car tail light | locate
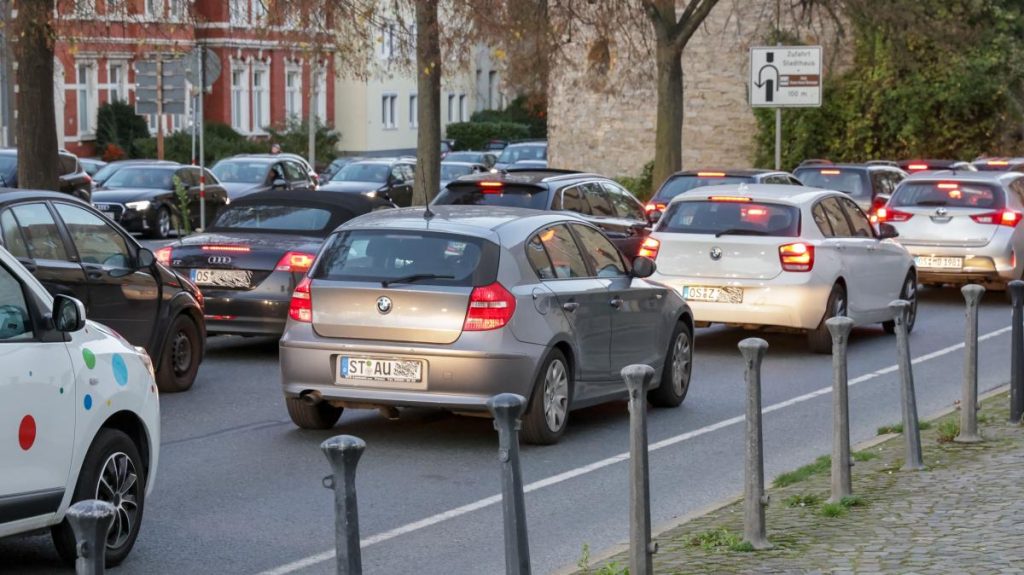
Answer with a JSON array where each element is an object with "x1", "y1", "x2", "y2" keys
[
  {"x1": 697, "y1": 171, "x2": 726, "y2": 177},
  {"x1": 644, "y1": 202, "x2": 667, "y2": 213},
  {"x1": 638, "y1": 237, "x2": 661, "y2": 259},
  {"x1": 988, "y1": 160, "x2": 1010, "y2": 166},
  {"x1": 971, "y1": 210, "x2": 1022, "y2": 227},
  {"x1": 907, "y1": 163, "x2": 928, "y2": 171},
  {"x1": 708, "y1": 196, "x2": 752, "y2": 203},
  {"x1": 202, "y1": 245, "x2": 251, "y2": 253},
  {"x1": 463, "y1": 282, "x2": 516, "y2": 331},
  {"x1": 479, "y1": 181, "x2": 503, "y2": 194},
  {"x1": 275, "y1": 251, "x2": 316, "y2": 273},
  {"x1": 779, "y1": 242, "x2": 814, "y2": 272},
  {"x1": 288, "y1": 277, "x2": 313, "y2": 322},
  {"x1": 155, "y1": 246, "x2": 173, "y2": 266},
  {"x1": 876, "y1": 207, "x2": 913, "y2": 222},
  {"x1": 820, "y1": 169, "x2": 841, "y2": 175}
]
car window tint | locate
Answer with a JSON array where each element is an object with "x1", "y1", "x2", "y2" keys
[
  {"x1": 203, "y1": 168, "x2": 219, "y2": 185},
  {"x1": 560, "y1": 186, "x2": 590, "y2": 215},
  {"x1": 389, "y1": 165, "x2": 405, "y2": 183},
  {"x1": 812, "y1": 202, "x2": 834, "y2": 238},
  {"x1": 571, "y1": 224, "x2": 627, "y2": 277},
  {"x1": 53, "y1": 203, "x2": 131, "y2": 267},
  {"x1": 11, "y1": 204, "x2": 69, "y2": 261},
  {"x1": 582, "y1": 183, "x2": 615, "y2": 216},
  {"x1": 820, "y1": 197, "x2": 854, "y2": 237},
  {"x1": 603, "y1": 183, "x2": 645, "y2": 220},
  {"x1": 537, "y1": 224, "x2": 588, "y2": 279},
  {"x1": 0, "y1": 262, "x2": 32, "y2": 341},
  {"x1": 789, "y1": 176, "x2": 803, "y2": 186},
  {"x1": 400, "y1": 164, "x2": 415, "y2": 181},
  {"x1": 176, "y1": 168, "x2": 196, "y2": 187},
  {"x1": 525, "y1": 234, "x2": 556, "y2": 280},
  {"x1": 838, "y1": 198, "x2": 874, "y2": 238},
  {"x1": 284, "y1": 161, "x2": 306, "y2": 182},
  {"x1": 0, "y1": 210, "x2": 31, "y2": 259}
]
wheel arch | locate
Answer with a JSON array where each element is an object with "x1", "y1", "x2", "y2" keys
[
  {"x1": 528, "y1": 338, "x2": 575, "y2": 403},
  {"x1": 99, "y1": 410, "x2": 151, "y2": 477}
]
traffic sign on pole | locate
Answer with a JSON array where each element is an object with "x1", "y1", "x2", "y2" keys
[{"x1": 749, "y1": 46, "x2": 822, "y2": 108}]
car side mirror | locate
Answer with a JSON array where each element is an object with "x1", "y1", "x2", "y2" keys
[
  {"x1": 272, "y1": 178, "x2": 287, "y2": 189},
  {"x1": 631, "y1": 256, "x2": 657, "y2": 279},
  {"x1": 877, "y1": 222, "x2": 899, "y2": 239},
  {"x1": 53, "y1": 295, "x2": 86, "y2": 333},
  {"x1": 137, "y1": 248, "x2": 156, "y2": 268}
]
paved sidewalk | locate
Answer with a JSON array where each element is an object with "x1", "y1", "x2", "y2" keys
[{"x1": 575, "y1": 387, "x2": 1024, "y2": 575}]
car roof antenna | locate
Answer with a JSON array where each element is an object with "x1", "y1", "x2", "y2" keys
[{"x1": 423, "y1": 200, "x2": 435, "y2": 221}]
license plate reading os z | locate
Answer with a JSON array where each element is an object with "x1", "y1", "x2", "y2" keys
[
  {"x1": 682, "y1": 285, "x2": 744, "y2": 303},
  {"x1": 190, "y1": 268, "x2": 253, "y2": 288}
]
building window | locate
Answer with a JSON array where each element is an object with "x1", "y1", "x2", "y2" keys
[
  {"x1": 252, "y1": 65, "x2": 270, "y2": 133},
  {"x1": 74, "y1": 62, "x2": 97, "y2": 138},
  {"x1": 314, "y1": 68, "x2": 327, "y2": 124},
  {"x1": 458, "y1": 94, "x2": 467, "y2": 122},
  {"x1": 379, "y1": 23, "x2": 396, "y2": 59},
  {"x1": 231, "y1": 65, "x2": 251, "y2": 133},
  {"x1": 285, "y1": 67, "x2": 302, "y2": 120},
  {"x1": 252, "y1": 0, "x2": 267, "y2": 23},
  {"x1": 105, "y1": 62, "x2": 126, "y2": 103},
  {"x1": 230, "y1": 0, "x2": 249, "y2": 25},
  {"x1": 487, "y1": 71, "x2": 497, "y2": 109},
  {"x1": 409, "y1": 94, "x2": 418, "y2": 129},
  {"x1": 106, "y1": 0, "x2": 128, "y2": 16},
  {"x1": 74, "y1": 0, "x2": 96, "y2": 16},
  {"x1": 169, "y1": 0, "x2": 188, "y2": 20},
  {"x1": 145, "y1": 0, "x2": 163, "y2": 18},
  {"x1": 447, "y1": 94, "x2": 455, "y2": 124},
  {"x1": 381, "y1": 94, "x2": 396, "y2": 129}
]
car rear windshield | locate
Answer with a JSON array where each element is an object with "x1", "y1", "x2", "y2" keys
[
  {"x1": 441, "y1": 164, "x2": 477, "y2": 181},
  {"x1": 794, "y1": 168, "x2": 870, "y2": 200},
  {"x1": 314, "y1": 230, "x2": 499, "y2": 287},
  {"x1": 211, "y1": 204, "x2": 334, "y2": 233},
  {"x1": 653, "y1": 175, "x2": 754, "y2": 202},
  {"x1": 659, "y1": 200, "x2": 801, "y2": 237},
  {"x1": 498, "y1": 145, "x2": 547, "y2": 164},
  {"x1": 890, "y1": 182, "x2": 1004, "y2": 209},
  {"x1": 433, "y1": 184, "x2": 550, "y2": 210},
  {"x1": 212, "y1": 160, "x2": 271, "y2": 184}
]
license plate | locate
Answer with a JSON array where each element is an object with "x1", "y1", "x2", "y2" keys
[
  {"x1": 338, "y1": 357, "x2": 425, "y2": 386},
  {"x1": 914, "y1": 256, "x2": 963, "y2": 270},
  {"x1": 189, "y1": 268, "x2": 252, "y2": 287},
  {"x1": 682, "y1": 285, "x2": 744, "y2": 303}
]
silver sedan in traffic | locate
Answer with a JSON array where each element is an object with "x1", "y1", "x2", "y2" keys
[{"x1": 279, "y1": 206, "x2": 694, "y2": 444}]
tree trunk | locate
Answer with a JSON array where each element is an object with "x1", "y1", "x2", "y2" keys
[
  {"x1": 412, "y1": 0, "x2": 441, "y2": 206},
  {"x1": 652, "y1": 39, "x2": 683, "y2": 193},
  {"x1": 13, "y1": 0, "x2": 59, "y2": 191}
]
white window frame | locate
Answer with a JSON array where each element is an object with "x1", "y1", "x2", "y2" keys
[
  {"x1": 284, "y1": 65, "x2": 303, "y2": 121},
  {"x1": 145, "y1": 0, "x2": 163, "y2": 18},
  {"x1": 72, "y1": 61, "x2": 98, "y2": 138},
  {"x1": 252, "y1": 62, "x2": 270, "y2": 134},
  {"x1": 104, "y1": 61, "x2": 127, "y2": 103},
  {"x1": 252, "y1": 0, "x2": 268, "y2": 24},
  {"x1": 379, "y1": 23, "x2": 396, "y2": 60},
  {"x1": 381, "y1": 93, "x2": 397, "y2": 130},
  {"x1": 230, "y1": 0, "x2": 249, "y2": 25},
  {"x1": 230, "y1": 64, "x2": 251, "y2": 134},
  {"x1": 409, "y1": 94, "x2": 418, "y2": 129}
]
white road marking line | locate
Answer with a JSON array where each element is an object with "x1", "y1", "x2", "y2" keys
[{"x1": 257, "y1": 325, "x2": 1012, "y2": 575}]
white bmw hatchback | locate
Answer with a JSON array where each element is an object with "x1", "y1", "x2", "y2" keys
[
  {"x1": 0, "y1": 246, "x2": 160, "y2": 566},
  {"x1": 643, "y1": 185, "x2": 917, "y2": 352}
]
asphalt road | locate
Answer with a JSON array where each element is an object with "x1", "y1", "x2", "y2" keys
[{"x1": 1, "y1": 286, "x2": 1016, "y2": 575}]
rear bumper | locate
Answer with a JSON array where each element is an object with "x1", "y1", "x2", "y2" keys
[
  {"x1": 201, "y1": 290, "x2": 290, "y2": 336},
  {"x1": 279, "y1": 322, "x2": 542, "y2": 410},
  {"x1": 902, "y1": 243, "x2": 1017, "y2": 284}
]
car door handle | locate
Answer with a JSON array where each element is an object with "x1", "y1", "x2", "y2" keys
[
  {"x1": 609, "y1": 297, "x2": 623, "y2": 309},
  {"x1": 562, "y1": 301, "x2": 580, "y2": 312}
]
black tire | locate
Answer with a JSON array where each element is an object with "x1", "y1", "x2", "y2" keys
[
  {"x1": 285, "y1": 397, "x2": 343, "y2": 429},
  {"x1": 156, "y1": 314, "x2": 201, "y2": 393},
  {"x1": 52, "y1": 429, "x2": 146, "y2": 567},
  {"x1": 146, "y1": 207, "x2": 171, "y2": 239},
  {"x1": 883, "y1": 271, "x2": 918, "y2": 335},
  {"x1": 522, "y1": 349, "x2": 572, "y2": 445},
  {"x1": 808, "y1": 283, "x2": 847, "y2": 354},
  {"x1": 649, "y1": 321, "x2": 693, "y2": 408}
]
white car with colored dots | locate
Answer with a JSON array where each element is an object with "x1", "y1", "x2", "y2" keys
[{"x1": 0, "y1": 246, "x2": 160, "y2": 566}]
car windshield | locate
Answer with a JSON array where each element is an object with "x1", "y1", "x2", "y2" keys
[
  {"x1": 660, "y1": 200, "x2": 801, "y2": 236},
  {"x1": 654, "y1": 175, "x2": 752, "y2": 202},
  {"x1": 91, "y1": 162, "x2": 124, "y2": 183},
  {"x1": 315, "y1": 230, "x2": 498, "y2": 287},
  {"x1": 440, "y1": 164, "x2": 476, "y2": 181},
  {"x1": 891, "y1": 182, "x2": 1003, "y2": 209},
  {"x1": 331, "y1": 163, "x2": 389, "y2": 183},
  {"x1": 212, "y1": 160, "x2": 270, "y2": 184},
  {"x1": 0, "y1": 155, "x2": 16, "y2": 182},
  {"x1": 795, "y1": 168, "x2": 870, "y2": 200},
  {"x1": 445, "y1": 153, "x2": 481, "y2": 163},
  {"x1": 498, "y1": 145, "x2": 546, "y2": 164},
  {"x1": 211, "y1": 204, "x2": 334, "y2": 233},
  {"x1": 433, "y1": 184, "x2": 550, "y2": 210},
  {"x1": 103, "y1": 167, "x2": 175, "y2": 189}
]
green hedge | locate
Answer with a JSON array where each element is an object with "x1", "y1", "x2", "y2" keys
[
  {"x1": 615, "y1": 160, "x2": 655, "y2": 202},
  {"x1": 133, "y1": 123, "x2": 264, "y2": 164},
  {"x1": 96, "y1": 101, "x2": 150, "y2": 159},
  {"x1": 445, "y1": 121, "x2": 530, "y2": 151}
]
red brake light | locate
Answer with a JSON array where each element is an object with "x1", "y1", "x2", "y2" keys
[
  {"x1": 275, "y1": 251, "x2": 316, "y2": 273},
  {"x1": 708, "y1": 196, "x2": 752, "y2": 203},
  {"x1": 463, "y1": 282, "x2": 516, "y2": 331},
  {"x1": 202, "y1": 245, "x2": 251, "y2": 253},
  {"x1": 876, "y1": 207, "x2": 913, "y2": 223},
  {"x1": 638, "y1": 237, "x2": 660, "y2": 259},
  {"x1": 644, "y1": 202, "x2": 667, "y2": 213},
  {"x1": 937, "y1": 183, "x2": 959, "y2": 189},
  {"x1": 697, "y1": 171, "x2": 726, "y2": 177},
  {"x1": 971, "y1": 210, "x2": 1022, "y2": 227},
  {"x1": 907, "y1": 163, "x2": 928, "y2": 171},
  {"x1": 288, "y1": 277, "x2": 313, "y2": 323},
  {"x1": 779, "y1": 242, "x2": 814, "y2": 272},
  {"x1": 820, "y1": 169, "x2": 841, "y2": 175},
  {"x1": 988, "y1": 160, "x2": 1010, "y2": 166},
  {"x1": 155, "y1": 246, "x2": 173, "y2": 266}
]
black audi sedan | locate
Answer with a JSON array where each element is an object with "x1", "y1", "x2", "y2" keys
[
  {"x1": 0, "y1": 190, "x2": 205, "y2": 392},
  {"x1": 92, "y1": 163, "x2": 229, "y2": 239},
  {"x1": 155, "y1": 191, "x2": 388, "y2": 336}
]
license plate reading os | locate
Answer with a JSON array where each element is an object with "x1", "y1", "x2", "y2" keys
[
  {"x1": 190, "y1": 268, "x2": 252, "y2": 288},
  {"x1": 914, "y1": 256, "x2": 963, "y2": 270},
  {"x1": 682, "y1": 285, "x2": 744, "y2": 303},
  {"x1": 338, "y1": 357, "x2": 425, "y2": 387}
]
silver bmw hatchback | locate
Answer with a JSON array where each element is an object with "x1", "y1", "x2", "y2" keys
[{"x1": 279, "y1": 206, "x2": 694, "y2": 444}]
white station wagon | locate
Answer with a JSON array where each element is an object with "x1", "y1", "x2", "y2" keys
[
  {"x1": 643, "y1": 184, "x2": 917, "y2": 352},
  {"x1": 0, "y1": 246, "x2": 160, "y2": 566}
]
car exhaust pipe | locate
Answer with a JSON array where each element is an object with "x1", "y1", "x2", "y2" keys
[
  {"x1": 378, "y1": 406, "x2": 400, "y2": 420},
  {"x1": 300, "y1": 391, "x2": 323, "y2": 406}
]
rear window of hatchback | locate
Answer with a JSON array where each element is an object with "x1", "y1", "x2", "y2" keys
[
  {"x1": 653, "y1": 175, "x2": 753, "y2": 203},
  {"x1": 891, "y1": 181, "x2": 1004, "y2": 210},
  {"x1": 659, "y1": 199, "x2": 801, "y2": 237},
  {"x1": 433, "y1": 183, "x2": 550, "y2": 210},
  {"x1": 794, "y1": 168, "x2": 871, "y2": 201}
]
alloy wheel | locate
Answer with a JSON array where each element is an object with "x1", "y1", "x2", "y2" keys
[
  {"x1": 671, "y1": 330, "x2": 692, "y2": 396},
  {"x1": 94, "y1": 452, "x2": 140, "y2": 549},
  {"x1": 904, "y1": 276, "x2": 917, "y2": 327},
  {"x1": 157, "y1": 210, "x2": 171, "y2": 237},
  {"x1": 543, "y1": 359, "x2": 569, "y2": 432}
]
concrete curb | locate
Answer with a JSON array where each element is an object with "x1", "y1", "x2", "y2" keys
[{"x1": 550, "y1": 382, "x2": 1011, "y2": 575}]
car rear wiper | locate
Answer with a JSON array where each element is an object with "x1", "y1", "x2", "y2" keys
[
  {"x1": 381, "y1": 273, "x2": 455, "y2": 288},
  {"x1": 714, "y1": 228, "x2": 770, "y2": 238}
]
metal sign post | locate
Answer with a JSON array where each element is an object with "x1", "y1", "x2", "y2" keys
[
  {"x1": 186, "y1": 46, "x2": 220, "y2": 231},
  {"x1": 750, "y1": 45, "x2": 823, "y2": 170},
  {"x1": 136, "y1": 56, "x2": 187, "y2": 161}
]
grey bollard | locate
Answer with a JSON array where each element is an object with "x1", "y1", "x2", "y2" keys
[
  {"x1": 622, "y1": 364, "x2": 656, "y2": 575},
  {"x1": 956, "y1": 285, "x2": 985, "y2": 443},
  {"x1": 890, "y1": 300, "x2": 924, "y2": 470},
  {"x1": 487, "y1": 393, "x2": 531, "y2": 575},
  {"x1": 66, "y1": 499, "x2": 116, "y2": 575},
  {"x1": 1010, "y1": 280, "x2": 1024, "y2": 423},
  {"x1": 739, "y1": 338, "x2": 772, "y2": 550},
  {"x1": 827, "y1": 316, "x2": 855, "y2": 502},
  {"x1": 321, "y1": 435, "x2": 366, "y2": 575}
]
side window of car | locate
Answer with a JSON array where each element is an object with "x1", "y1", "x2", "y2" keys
[
  {"x1": 0, "y1": 262, "x2": 32, "y2": 341},
  {"x1": 789, "y1": 176, "x2": 804, "y2": 186},
  {"x1": 10, "y1": 204, "x2": 69, "y2": 261},
  {"x1": 812, "y1": 202, "x2": 834, "y2": 238},
  {"x1": 838, "y1": 198, "x2": 874, "y2": 238},
  {"x1": 525, "y1": 234, "x2": 556, "y2": 280},
  {"x1": 284, "y1": 161, "x2": 306, "y2": 183},
  {"x1": 582, "y1": 183, "x2": 615, "y2": 217},
  {"x1": 400, "y1": 164, "x2": 416, "y2": 182},
  {"x1": 175, "y1": 168, "x2": 196, "y2": 187},
  {"x1": 571, "y1": 224, "x2": 627, "y2": 277},
  {"x1": 58, "y1": 154, "x2": 78, "y2": 176},
  {"x1": 560, "y1": 186, "x2": 591, "y2": 215},
  {"x1": 536, "y1": 224, "x2": 589, "y2": 279},
  {"x1": 887, "y1": 170, "x2": 906, "y2": 190},
  {"x1": 0, "y1": 209, "x2": 31, "y2": 259},
  {"x1": 820, "y1": 197, "x2": 853, "y2": 237},
  {"x1": 203, "y1": 168, "x2": 220, "y2": 185},
  {"x1": 763, "y1": 175, "x2": 787, "y2": 185},
  {"x1": 269, "y1": 163, "x2": 286, "y2": 183},
  {"x1": 869, "y1": 171, "x2": 889, "y2": 197},
  {"x1": 602, "y1": 182, "x2": 645, "y2": 220},
  {"x1": 53, "y1": 203, "x2": 131, "y2": 267},
  {"x1": 389, "y1": 165, "x2": 406, "y2": 183}
]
